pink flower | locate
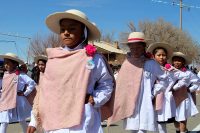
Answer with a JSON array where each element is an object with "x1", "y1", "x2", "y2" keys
[
  {"x1": 181, "y1": 67, "x2": 187, "y2": 72},
  {"x1": 165, "y1": 63, "x2": 171, "y2": 69},
  {"x1": 15, "y1": 69, "x2": 20, "y2": 75},
  {"x1": 144, "y1": 52, "x2": 152, "y2": 58},
  {"x1": 85, "y1": 44, "x2": 97, "y2": 57}
]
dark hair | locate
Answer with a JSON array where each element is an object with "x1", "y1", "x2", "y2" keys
[
  {"x1": 128, "y1": 42, "x2": 146, "y2": 48},
  {"x1": 152, "y1": 47, "x2": 168, "y2": 56},
  {"x1": 59, "y1": 18, "x2": 85, "y2": 29},
  {"x1": 37, "y1": 59, "x2": 47, "y2": 64},
  {"x1": 172, "y1": 56, "x2": 186, "y2": 64},
  {"x1": 31, "y1": 66, "x2": 40, "y2": 84},
  {"x1": 9, "y1": 59, "x2": 19, "y2": 66}
]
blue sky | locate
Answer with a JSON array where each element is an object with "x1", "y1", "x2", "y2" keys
[{"x1": 0, "y1": 0, "x2": 200, "y2": 62}]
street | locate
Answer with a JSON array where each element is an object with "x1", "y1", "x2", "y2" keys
[{"x1": 6, "y1": 94, "x2": 200, "y2": 133}]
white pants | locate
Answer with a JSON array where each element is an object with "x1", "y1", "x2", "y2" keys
[{"x1": 157, "y1": 123, "x2": 167, "y2": 133}]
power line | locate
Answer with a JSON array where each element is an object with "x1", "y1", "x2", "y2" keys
[
  {"x1": 151, "y1": 0, "x2": 200, "y2": 31},
  {"x1": 0, "y1": 32, "x2": 31, "y2": 63},
  {"x1": 151, "y1": 0, "x2": 200, "y2": 9},
  {"x1": 0, "y1": 32, "x2": 31, "y2": 40}
]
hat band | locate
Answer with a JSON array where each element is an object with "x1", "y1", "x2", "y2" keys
[{"x1": 128, "y1": 38, "x2": 144, "y2": 42}]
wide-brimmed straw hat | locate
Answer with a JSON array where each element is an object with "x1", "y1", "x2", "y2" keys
[
  {"x1": 171, "y1": 52, "x2": 192, "y2": 65},
  {"x1": 121, "y1": 32, "x2": 146, "y2": 45},
  {"x1": 0, "y1": 53, "x2": 24, "y2": 64},
  {"x1": 46, "y1": 9, "x2": 101, "y2": 41},
  {"x1": 147, "y1": 42, "x2": 173, "y2": 59},
  {"x1": 34, "y1": 55, "x2": 48, "y2": 63}
]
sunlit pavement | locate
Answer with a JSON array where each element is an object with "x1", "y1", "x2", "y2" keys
[{"x1": 6, "y1": 94, "x2": 200, "y2": 133}]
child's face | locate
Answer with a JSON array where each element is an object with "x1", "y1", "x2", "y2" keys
[
  {"x1": 37, "y1": 60, "x2": 46, "y2": 73},
  {"x1": 153, "y1": 49, "x2": 167, "y2": 66},
  {"x1": 4, "y1": 59, "x2": 17, "y2": 72},
  {"x1": 128, "y1": 42, "x2": 145, "y2": 58},
  {"x1": 60, "y1": 19, "x2": 84, "y2": 48},
  {"x1": 172, "y1": 56, "x2": 185, "y2": 69}
]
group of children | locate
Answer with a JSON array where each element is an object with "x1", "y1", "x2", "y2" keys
[{"x1": 0, "y1": 9, "x2": 199, "y2": 133}]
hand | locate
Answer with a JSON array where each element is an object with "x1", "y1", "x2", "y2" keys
[
  {"x1": 88, "y1": 95, "x2": 95, "y2": 106},
  {"x1": 27, "y1": 126, "x2": 36, "y2": 133}
]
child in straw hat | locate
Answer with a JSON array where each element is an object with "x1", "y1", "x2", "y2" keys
[
  {"x1": 0, "y1": 53, "x2": 36, "y2": 133},
  {"x1": 170, "y1": 52, "x2": 199, "y2": 133},
  {"x1": 27, "y1": 9, "x2": 114, "y2": 133},
  {"x1": 108, "y1": 32, "x2": 167, "y2": 133},
  {"x1": 147, "y1": 42, "x2": 193, "y2": 133}
]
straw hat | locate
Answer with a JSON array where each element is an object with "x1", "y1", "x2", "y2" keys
[
  {"x1": 0, "y1": 53, "x2": 24, "y2": 64},
  {"x1": 34, "y1": 55, "x2": 48, "y2": 63},
  {"x1": 121, "y1": 32, "x2": 146, "y2": 45},
  {"x1": 171, "y1": 52, "x2": 192, "y2": 65},
  {"x1": 46, "y1": 9, "x2": 101, "y2": 41},
  {"x1": 147, "y1": 42, "x2": 173, "y2": 59}
]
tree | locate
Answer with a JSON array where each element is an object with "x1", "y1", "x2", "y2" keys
[
  {"x1": 28, "y1": 33, "x2": 61, "y2": 60},
  {"x1": 120, "y1": 18, "x2": 200, "y2": 63}
]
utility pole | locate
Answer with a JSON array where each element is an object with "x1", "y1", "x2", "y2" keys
[{"x1": 180, "y1": 0, "x2": 183, "y2": 30}]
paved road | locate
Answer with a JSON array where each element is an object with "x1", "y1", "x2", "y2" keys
[{"x1": 6, "y1": 94, "x2": 200, "y2": 133}]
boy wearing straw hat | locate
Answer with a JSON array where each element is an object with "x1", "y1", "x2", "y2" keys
[
  {"x1": 108, "y1": 32, "x2": 167, "y2": 133},
  {"x1": 170, "y1": 52, "x2": 199, "y2": 133},
  {"x1": 0, "y1": 53, "x2": 36, "y2": 133},
  {"x1": 27, "y1": 9, "x2": 114, "y2": 133}
]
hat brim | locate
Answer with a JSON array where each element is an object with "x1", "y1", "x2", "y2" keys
[
  {"x1": 171, "y1": 53, "x2": 192, "y2": 65},
  {"x1": 34, "y1": 55, "x2": 48, "y2": 63},
  {"x1": 0, "y1": 55, "x2": 24, "y2": 64},
  {"x1": 147, "y1": 42, "x2": 173, "y2": 59},
  {"x1": 46, "y1": 12, "x2": 101, "y2": 41},
  {"x1": 120, "y1": 40, "x2": 146, "y2": 45}
]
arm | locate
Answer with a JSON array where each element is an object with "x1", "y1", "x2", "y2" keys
[
  {"x1": 173, "y1": 71, "x2": 190, "y2": 91},
  {"x1": 146, "y1": 60, "x2": 167, "y2": 96},
  {"x1": 20, "y1": 73, "x2": 36, "y2": 96},
  {"x1": 188, "y1": 72, "x2": 200, "y2": 92},
  {"x1": 91, "y1": 55, "x2": 114, "y2": 108}
]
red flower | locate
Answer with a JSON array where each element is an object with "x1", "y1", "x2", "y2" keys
[
  {"x1": 144, "y1": 52, "x2": 153, "y2": 58},
  {"x1": 15, "y1": 69, "x2": 20, "y2": 75},
  {"x1": 181, "y1": 67, "x2": 187, "y2": 72},
  {"x1": 85, "y1": 44, "x2": 97, "y2": 57},
  {"x1": 165, "y1": 63, "x2": 171, "y2": 69}
]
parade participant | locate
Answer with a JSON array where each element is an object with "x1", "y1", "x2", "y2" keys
[
  {"x1": 31, "y1": 55, "x2": 47, "y2": 84},
  {"x1": 171, "y1": 52, "x2": 199, "y2": 133},
  {"x1": 27, "y1": 9, "x2": 114, "y2": 133},
  {"x1": 0, "y1": 53, "x2": 36, "y2": 133},
  {"x1": 147, "y1": 42, "x2": 181, "y2": 133},
  {"x1": 108, "y1": 32, "x2": 166, "y2": 133}
]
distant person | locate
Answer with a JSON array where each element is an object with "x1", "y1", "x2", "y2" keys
[
  {"x1": 147, "y1": 42, "x2": 175, "y2": 133},
  {"x1": 20, "y1": 63, "x2": 28, "y2": 74},
  {"x1": 108, "y1": 32, "x2": 167, "y2": 133},
  {"x1": 171, "y1": 52, "x2": 199, "y2": 133},
  {"x1": 31, "y1": 55, "x2": 47, "y2": 84},
  {"x1": 27, "y1": 9, "x2": 114, "y2": 133},
  {"x1": 0, "y1": 53, "x2": 36, "y2": 133}
]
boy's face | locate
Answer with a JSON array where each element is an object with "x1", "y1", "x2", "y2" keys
[
  {"x1": 60, "y1": 19, "x2": 84, "y2": 48},
  {"x1": 128, "y1": 42, "x2": 145, "y2": 58},
  {"x1": 172, "y1": 56, "x2": 185, "y2": 69}
]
